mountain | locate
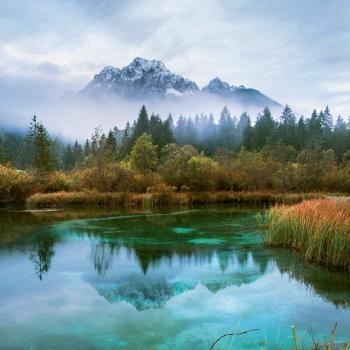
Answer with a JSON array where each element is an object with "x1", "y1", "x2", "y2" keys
[
  {"x1": 80, "y1": 57, "x2": 281, "y2": 108},
  {"x1": 81, "y1": 57, "x2": 199, "y2": 98},
  {"x1": 201, "y1": 77, "x2": 280, "y2": 108}
]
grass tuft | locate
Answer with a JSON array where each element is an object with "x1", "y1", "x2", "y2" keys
[{"x1": 264, "y1": 199, "x2": 350, "y2": 271}]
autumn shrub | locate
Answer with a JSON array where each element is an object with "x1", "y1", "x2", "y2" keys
[
  {"x1": 42, "y1": 171, "x2": 72, "y2": 193},
  {"x1": 186, "y1": 155, "x2": 220, "y2": 191},
  {"x1": 231, "y1": 149, "x2": 278, "y2": 191},
  {"x1": 321, "y1": 168, "x2": 350, "y2": 193},
  {"x1": 73, "y1": 163, "x2": 134, "y2": 192},
  {"x1": 0, "y1": 165, "x2": 35, "y2": 203},
  {"x1": 159, "y1": 144, "x2": 198, "y2": 190},
  {"x1": 130, "y1": 172, "x2": 162, "y2": 192}
]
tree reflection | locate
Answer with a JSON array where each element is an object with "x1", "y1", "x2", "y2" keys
[
  {"x1": 29, "y1": 234, "x2": 56, "y2": 280},
  {"x1": 91, "y1": 241, "x2": 118, "y2": 276}
]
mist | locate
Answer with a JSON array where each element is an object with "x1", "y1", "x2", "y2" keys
[{"x1": 0, "y1": 92, "x2": 283, "y2": 141}]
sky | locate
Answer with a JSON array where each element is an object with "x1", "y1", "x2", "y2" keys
[{"x1": 0, "y1": 0, "x2": 349, "y2": 137}]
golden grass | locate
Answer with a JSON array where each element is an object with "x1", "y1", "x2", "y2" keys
[
  {"x1": 264, "y1": 199, "x2": 350, "y2": 271},
  {"x1": 27, "y1": 190, "x2": 321, "y2": 208}
]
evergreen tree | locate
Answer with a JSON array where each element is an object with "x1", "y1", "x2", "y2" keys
[
  {"x1": 296, "y1": 116, "x2": 307, "y2": 150},
  {"x1": 120, "y1": 121, "x2": 132, "y2": 157},
  {"x1": 27, "y1": 116, "x2": 54, "y2": 172},
  {"x1": 236, "y1": 112, "x2": 250, "y2": 145},
  {"x1": 149, "y1": 113, "x2": 163, "y2": 147},
  {"x1": 131, "y1": 105, "x2": 150, "y2": 145},
  {"x1": 332, "y1": 115, "x2": 349, "y2": 161},
  {"x1": 105, "y1": 130, "x2": 118, "y2": 160},
  {"x1": 161, "y1": 115, "x2": 175, "y2": 148},
  {"x1": 218, "y1": 106, "x2": 236, "y2": 149},
  {"x1": 73, "y1": 140, "x2": 84, "y2": 165},
  {"x1": 322, "y1": 105, "x2": 333, "y2": 129},
  {"x1": 174, "y1": 115, "x2": 187, "y2": 144},
  {"x1": 307, "y1": 109, "x2": 323, "y2": 148},
  {"x1": 277, "y1": 105, "x2": 297, "y2": 147},
  {"x1": 63, "y1": 144, "x2": 75, "y2": 170},
  {"x1": 84, "y1": 139, "x2": 91, "y2": 158},
  {"x1": 250, "y1": 107, "x2": 277, "y2": 150}
]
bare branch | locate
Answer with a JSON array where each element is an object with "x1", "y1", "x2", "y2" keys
[{"x1": 209, "y1": 328, "x2": 260, "y2": 350}]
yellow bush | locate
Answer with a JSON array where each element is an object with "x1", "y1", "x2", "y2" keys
[
  {"x1": 0, "y1": 165, "x2": 35, "y2": 203},
  {"x1": 43, "y1": 171, "x2": 72, "y2": 193},
  {"x1": 131, "y1": 172, "x2": 162, "y2": 193},
  {"x1": 73, "y1": 163, "x2": 134, "y2": 192}
]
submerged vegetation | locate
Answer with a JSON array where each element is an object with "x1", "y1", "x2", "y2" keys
[{"x1": 264, "y1": 199, "x2": 350, "y2": 272}]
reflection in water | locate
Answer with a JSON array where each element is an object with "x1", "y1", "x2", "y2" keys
[
  {"x1": 88, "y1": 274, "x2": 197, "y2": 311},
  {"x1": 50, "y1": 209, "x2": 349, "y2": 311},
  {"x1": 272, "y1": 250, "x2": 350, "y2": 309},
  {"x1": 0, "y1": 207, "x2": 349, "y2": 349},
  {"x1": 5, "y1": 207, "x2": 350, "y2": 308},
  {"x1": 29, "y1": 235, "x2": 56, "y2": 280}
]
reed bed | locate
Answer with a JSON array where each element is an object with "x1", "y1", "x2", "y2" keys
[
  {"x1": 26, "y1": 191, "x2": 321, "y2": 208},
  {"x1": 264, "y1": 199, "x2": 350, "y2": 271}
]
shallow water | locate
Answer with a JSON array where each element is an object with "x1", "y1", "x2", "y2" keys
[{"x1": 0, "y1": 207, "x2": 349, "y2": 349}]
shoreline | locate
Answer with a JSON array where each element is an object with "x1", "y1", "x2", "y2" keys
[{"x1": 26, "y1": 190, "x2": 322, "y2": 208}]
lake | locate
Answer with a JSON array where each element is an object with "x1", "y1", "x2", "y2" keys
[{"x1": 0, "y1": 207, "x2": 349, "y2": 349}]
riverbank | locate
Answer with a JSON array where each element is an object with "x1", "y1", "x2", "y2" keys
[
  {"x1": 264, "y1": 198, "x2": 350, "y2": 272},
  {"x1": 26, "y1": 190, "x2": 322, "y2": 208}
]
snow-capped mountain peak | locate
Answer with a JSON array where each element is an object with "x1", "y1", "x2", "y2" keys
[
  {"x1": 81, "y1": 57, "x2": 199, "y2": 97},
  {"x1": 202, "y1": 77, "x2": 237, "y2": 95},
  {"x1": 80, "y1": 57, "x2": 281, "y2": 108}
]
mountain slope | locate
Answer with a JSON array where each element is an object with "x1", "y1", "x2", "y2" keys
[
  {"x1": 81, "y1": 57, "x2": 199, "y2": 98},
  {"x1": 201, "y1": 77, "x2": 281, "y2": 108},
  {"x1": 80, "y1": 57, "x2": 281, "y2": 108}
]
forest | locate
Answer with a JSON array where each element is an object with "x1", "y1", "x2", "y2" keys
[{"x1": 1, "y1": 104, "x2": 350, "y2": 204}]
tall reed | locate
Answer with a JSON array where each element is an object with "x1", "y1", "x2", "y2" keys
[{"x1": 264, "y1": 199, "x2": 350, "y2": 271}]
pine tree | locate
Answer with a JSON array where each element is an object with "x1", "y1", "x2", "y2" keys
[
  {"x1": 296, "y1": 116, "x2": 307, "y2": 150},
  {"x1": 120, "y1": 121, "x2": 132, "y2": 157},
  {"x1": 28, "y1": 116, "x2": 54, "y2": 172},
  {"x1": 236, "y1": 112, "x2": 250, "y2": 144},
  {"x1": 307, "y1": 109, "x2": 323, "y2": 148},
  {"x1": 277, "y1": 105, "x2": 297, "y2": 147},
  {"x1": 63, "y1": 145, "x2": 75, "y2": 170},
  {"x1": 105, "y1": 130, "x2": 118, "y2": 160},
  {"x1": 332, "y1": 115, "x2": 349, "y2": 161},
  {"x1": 83, "y1": 140, "x2": 91, "y2": 158},
  {"x1": 161, "y1": 115, "x2": 175, "y2": 148},
  {"x1": 322, "y1": 105, "x2": 333, "y2": 129},
  {"x1": 73, "y1": 140, "x2": 84, "y2": 165},
  {"x1": 149, "y1": 113, "x2": 163, "y2": 147},
  {"x1": 175, "y1": 115, "x2": 187, "y2": 144},
  {"x1": 131, "y1": 105, "x2": 150, "y2": 145},
  {"x1": 250, "y1": 107, "x2": 277, "y2": 150},
  {"x1": 218, "y1": 106, "x2": 236, "y2": 149}
]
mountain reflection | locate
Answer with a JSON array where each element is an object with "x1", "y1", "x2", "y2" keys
[{"x1": 1, "y1": 208, "x2": 349, "y2": 311}]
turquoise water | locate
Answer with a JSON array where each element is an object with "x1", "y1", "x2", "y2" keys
[{"x1": 0, "y1": 207, "x2": 349, "y2": 349}]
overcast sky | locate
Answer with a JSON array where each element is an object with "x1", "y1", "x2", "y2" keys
[{"x1": 1, "y1": 0, "x2": 350, "y2": 133}]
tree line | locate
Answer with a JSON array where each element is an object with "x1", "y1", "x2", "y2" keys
[
  {"x1": 2, "y1": 104, "x2": 350, "y2": 170},
  {"x1": 1, "y1": 104, "x2": 350, "y2": 202}
]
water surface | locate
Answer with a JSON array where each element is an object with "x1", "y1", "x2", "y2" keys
[{"x1": 0, "y1": 207, "x2": 349, "y2": 349}]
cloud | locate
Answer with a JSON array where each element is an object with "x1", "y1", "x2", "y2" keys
[{"x1": 0, "y1": 0, "x2": 349, "y2": 136}]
